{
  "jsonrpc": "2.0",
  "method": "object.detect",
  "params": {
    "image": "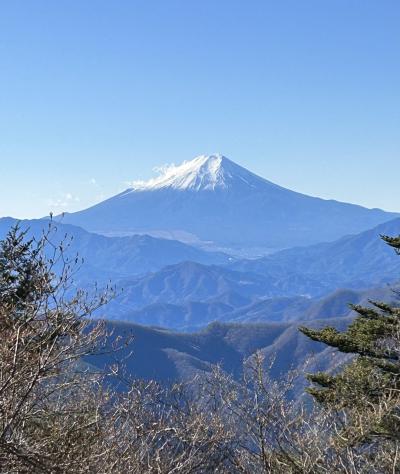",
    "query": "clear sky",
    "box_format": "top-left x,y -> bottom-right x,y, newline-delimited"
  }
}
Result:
1,1 -> 399,218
